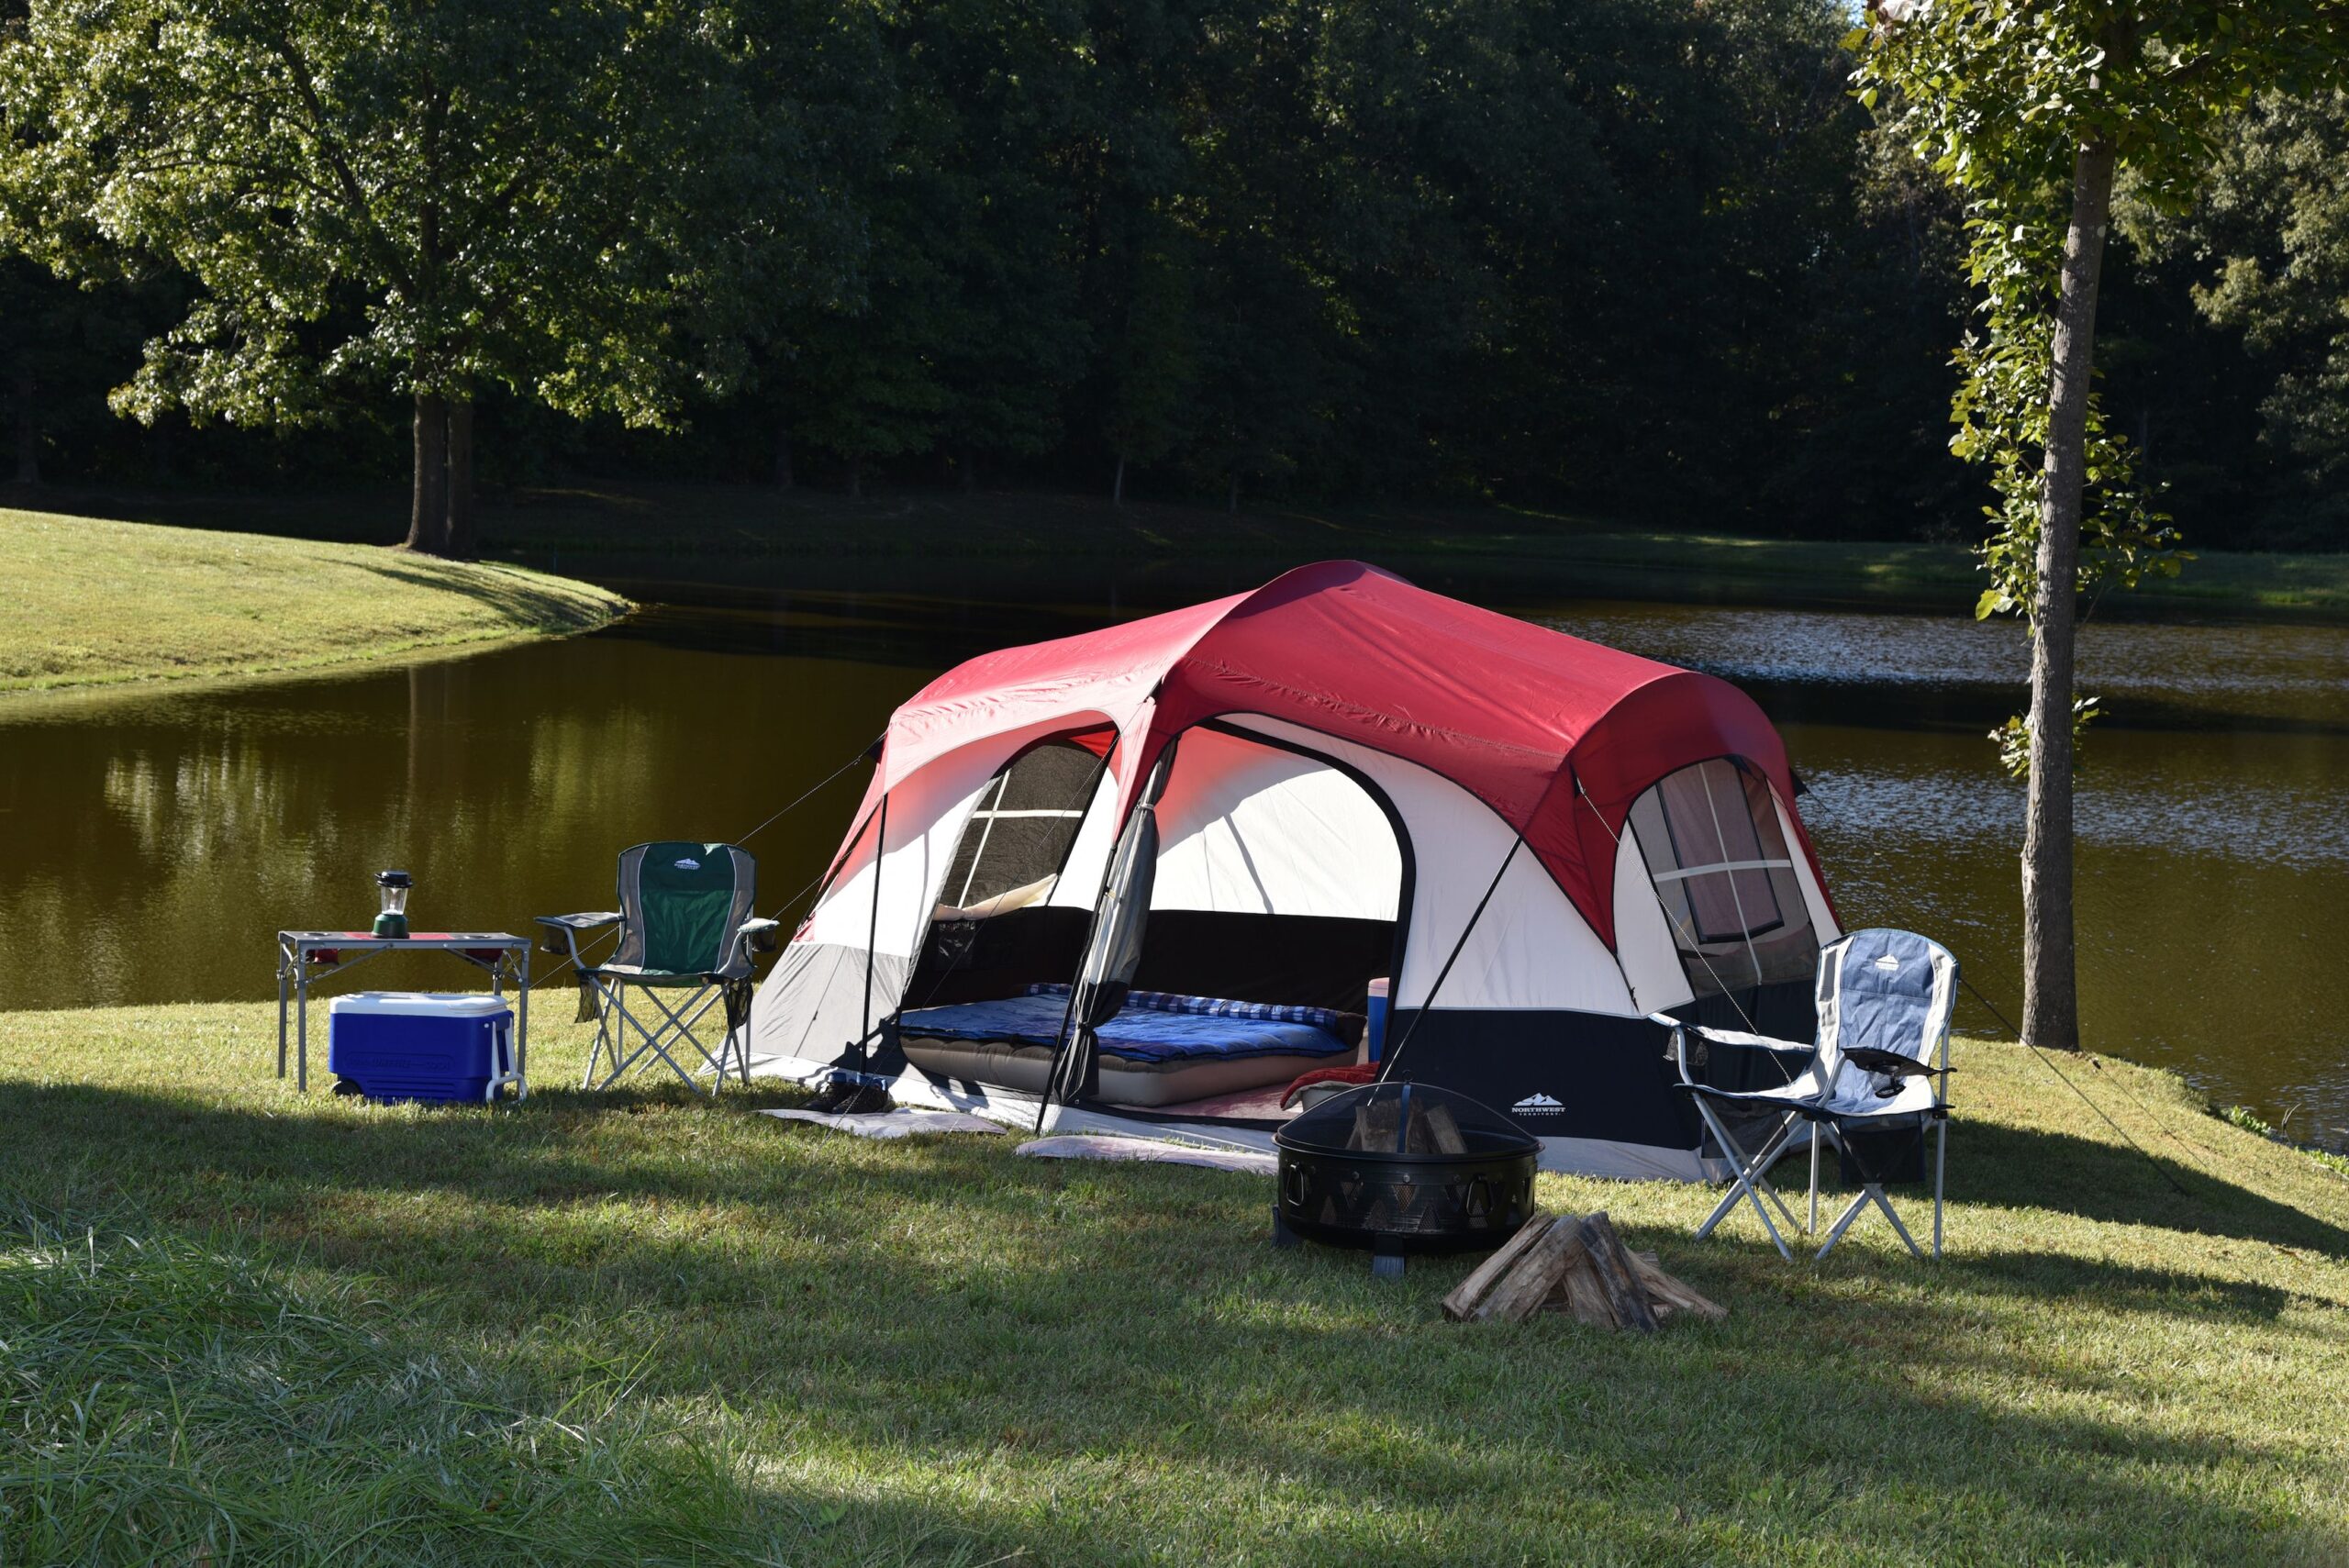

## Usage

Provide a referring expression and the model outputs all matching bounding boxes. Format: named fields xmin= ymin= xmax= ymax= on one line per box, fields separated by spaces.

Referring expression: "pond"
xmin=4 ymin=580 xmax=2343 ymax=1147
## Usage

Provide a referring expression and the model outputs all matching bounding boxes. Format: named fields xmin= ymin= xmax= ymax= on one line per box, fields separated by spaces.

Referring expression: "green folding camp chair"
xmin=538 ymin=841 xmax=779 ymax=1093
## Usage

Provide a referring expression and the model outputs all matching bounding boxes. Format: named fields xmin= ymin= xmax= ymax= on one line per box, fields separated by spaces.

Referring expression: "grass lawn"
xmin=36 ymin=482 xmax=2349 ymax=619
xmin=0 ymin=506 xmax=629 ymax=695
xmin=4 ymin=1004 xmax=2346 ymax=1563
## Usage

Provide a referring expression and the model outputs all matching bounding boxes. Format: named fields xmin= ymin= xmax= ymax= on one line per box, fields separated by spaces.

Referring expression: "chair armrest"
xmin=737 ymin=917 xmax=782 ymax=956
xmin=1648 ymin=1013 xmax=1811 ymax=1084
xmin=535 ymin=911 xmax=622 ymax=959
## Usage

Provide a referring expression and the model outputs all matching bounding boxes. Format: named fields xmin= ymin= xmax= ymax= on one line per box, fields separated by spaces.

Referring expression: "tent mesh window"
xmin=939 ymin=740 xmax=1104 ymax=917
xmin=1629 ymin=757 xmax=1820 ymax=1004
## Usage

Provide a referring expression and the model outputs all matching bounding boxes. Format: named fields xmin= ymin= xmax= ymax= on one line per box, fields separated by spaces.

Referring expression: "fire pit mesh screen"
xmin=1274 ymin=1083 xmax=1540 ymax=1252
xmin=1278 ymin=1081 xmax=1538 ymax=1161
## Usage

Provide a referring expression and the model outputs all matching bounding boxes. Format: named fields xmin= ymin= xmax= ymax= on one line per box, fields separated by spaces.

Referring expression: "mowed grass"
xmin=0 ymin=507 xmax=629 ymax=695
xmin=4 ymin=1004 xmax=2347 ymax=1564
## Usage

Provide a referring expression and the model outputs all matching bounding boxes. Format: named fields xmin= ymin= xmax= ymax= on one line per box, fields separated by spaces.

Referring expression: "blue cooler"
xmin=328 ymin=992 xmax=516 ymax=1104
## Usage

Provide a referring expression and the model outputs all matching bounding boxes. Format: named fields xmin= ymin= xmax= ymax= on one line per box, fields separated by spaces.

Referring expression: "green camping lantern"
xmin=372 ymin=869 xmax=413 ymax=940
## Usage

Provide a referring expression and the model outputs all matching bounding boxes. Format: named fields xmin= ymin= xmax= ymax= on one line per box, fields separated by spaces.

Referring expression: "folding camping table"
xmin=274 ymin=930 xmax=530 ymax=1094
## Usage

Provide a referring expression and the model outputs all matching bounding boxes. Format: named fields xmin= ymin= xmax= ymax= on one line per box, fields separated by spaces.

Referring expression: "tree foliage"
xmin=0 ymin=0 xmax=831 ymax=550
xmin=2144 ymin=89 xmax=2349 ymax=528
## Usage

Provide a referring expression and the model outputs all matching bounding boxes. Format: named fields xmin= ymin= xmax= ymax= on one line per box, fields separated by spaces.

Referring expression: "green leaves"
xmin=0 ymin=0 xmax=832 ymax=430
xmin=1989 ymin=695 xmax=2101 ymax=779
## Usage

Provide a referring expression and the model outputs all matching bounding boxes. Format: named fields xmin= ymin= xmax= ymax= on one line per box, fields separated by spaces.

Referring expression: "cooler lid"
xmin=328 ymin=991 xmax=513 ymax=1018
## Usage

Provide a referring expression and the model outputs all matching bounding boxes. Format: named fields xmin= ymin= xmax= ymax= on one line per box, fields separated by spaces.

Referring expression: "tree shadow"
xmin=1943 ymin=1116 xmax=2349 ymax=1256
xmin=355 ymin=559 xmax=618 ymax=632
xmin=6 ymin=1080 xmax=2344 ymax=1564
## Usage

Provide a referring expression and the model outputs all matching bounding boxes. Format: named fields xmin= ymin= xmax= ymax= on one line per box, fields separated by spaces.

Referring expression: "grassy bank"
xmin=0 ymin=506 xmax=629 ymax=695
xmin=31 ymin=482 xmax=2349 ymax=619
xmin=4 ymin=1004 xmax=2346 ymax=1563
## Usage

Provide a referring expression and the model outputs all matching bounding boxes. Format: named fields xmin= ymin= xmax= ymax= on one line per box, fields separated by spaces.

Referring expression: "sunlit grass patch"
xmin=0 ymin=508 xmax=628 ymax=695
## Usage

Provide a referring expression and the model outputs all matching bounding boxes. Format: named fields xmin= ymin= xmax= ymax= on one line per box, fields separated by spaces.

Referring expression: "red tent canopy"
xmin=866 ymin=561 xmax=1830 ymax=949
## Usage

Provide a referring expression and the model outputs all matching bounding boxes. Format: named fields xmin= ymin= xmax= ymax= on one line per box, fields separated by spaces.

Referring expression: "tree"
xmin=2152 ymin=88 xmax=2349 ymax=535
xmin=1854 ymin=1 xmax=2349 ymax=1048
xmin=0 ymin=0 xmax=819 ymax=555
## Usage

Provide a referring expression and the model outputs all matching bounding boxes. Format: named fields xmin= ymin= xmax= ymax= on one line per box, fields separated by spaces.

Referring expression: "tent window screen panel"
xmin=939 ymin=740 xmax=1106 ymax=917
xmin=1630 ymin=759 xmax=1819 ymax=998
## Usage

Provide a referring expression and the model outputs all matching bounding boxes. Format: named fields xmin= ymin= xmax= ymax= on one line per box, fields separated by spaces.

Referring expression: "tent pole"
xmin=1038 ymin=798 xmax=1140 ymax=1131
xmin=854 ymin=790 xmax=890 ymax=1082
xmin=1037 ymin=743 xmax=1168 ymax=1131
xmin=1376 ymin=834 xmax=1524 ymax=1081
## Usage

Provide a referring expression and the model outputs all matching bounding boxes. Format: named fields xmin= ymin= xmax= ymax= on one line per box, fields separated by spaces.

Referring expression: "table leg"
xmin=296 ymin=966 xmax=309 ymax=1093
xmin=517 ymin=947 xmax=530 ymax=1095
xmin=276 ymin=950 xmax=289 ymax=1080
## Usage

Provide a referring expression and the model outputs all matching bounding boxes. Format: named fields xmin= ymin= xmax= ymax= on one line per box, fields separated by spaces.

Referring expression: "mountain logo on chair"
xmin=674 ymin=857 xmax=702 ymax=871
xmin=1511 ymin=1091 xmax=1565 ymax=1115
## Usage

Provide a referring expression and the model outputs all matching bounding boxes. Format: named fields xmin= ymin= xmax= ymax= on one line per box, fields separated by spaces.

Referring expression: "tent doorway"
xmin=894 ymin=719 xmax=1408 ymax=1119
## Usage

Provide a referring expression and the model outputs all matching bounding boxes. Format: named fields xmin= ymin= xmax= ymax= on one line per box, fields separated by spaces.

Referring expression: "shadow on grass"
xmin=4 ymin=1078 xmax=2343 ymax=1563
xmin=355 ymin=558 xmax=618 ymax=633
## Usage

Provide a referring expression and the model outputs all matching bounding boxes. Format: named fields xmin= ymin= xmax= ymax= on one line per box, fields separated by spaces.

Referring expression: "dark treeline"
xmin=1 ymin=0 xmax=2343 ymax=548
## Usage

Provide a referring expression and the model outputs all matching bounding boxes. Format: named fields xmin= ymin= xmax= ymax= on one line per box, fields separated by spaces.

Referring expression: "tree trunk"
xmin=773 ymin=417 xmax=795 ymax=489
xmin=845 ymin=453 xmax=863 ymax=498
xmin=2021 ymin=136 xmax=2115 ymax=1052
xmin=444 ymin=397 xmax=476 ymax=559
xmin=1112 ymin=455 xmax=1126 ymax=506
xmin=405 ymin=390 xmax=451 ymax=554
xmin=11 ymin=367 xmax=35 ymax=486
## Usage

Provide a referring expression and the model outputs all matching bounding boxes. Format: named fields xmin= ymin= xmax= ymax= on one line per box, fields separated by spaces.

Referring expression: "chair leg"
xmin=1812 ymin=1121 xmax=1933 ymax=1262
xmin=1932 ymin=1117 xmax=1948 ymax=1260
xmin=596 ymin=984 xmax=731 ymax=1094
xmin=638 ymin=985 xmax=731 ymax=1091
xmin=582 ymin=979 xmax=620 ymax=1088
xmin=1874 ymin=1186 xmax=1925 ymax=1259
xmin=1815 ymin=1188 xmax=1873 ymax=1259
xmin=1691 ymin=1102 xmax=1796 ymax=1261
xmin=1808 ymin=1131 xmax=1821 ymax=1235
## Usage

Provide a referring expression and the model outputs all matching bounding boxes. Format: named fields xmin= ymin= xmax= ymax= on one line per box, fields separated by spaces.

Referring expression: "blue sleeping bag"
xmin=898 ymin=986 xmax=1353 ymax=1064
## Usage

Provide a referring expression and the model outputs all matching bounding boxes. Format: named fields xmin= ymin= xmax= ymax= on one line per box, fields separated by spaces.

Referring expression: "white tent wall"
xmin=1773 ymin=793 xmax=1842 ymax=945
xmin=1612 ymin=823 xmax=1698 ymax=1016
xmin=1220 ymin=716 xmax=1626 ymax=1013
xmin=1149 ymin=727 xmax=1401 ymax=921
xmin=1045 ymin=765 xmax=1122 ymax=910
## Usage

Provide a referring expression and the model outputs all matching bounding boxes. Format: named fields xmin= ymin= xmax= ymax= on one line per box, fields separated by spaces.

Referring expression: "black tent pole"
xmin=853 ymin=790 xmax=890 ymax=1084
xmin=1375 ymin=834 xmax=1524 ymax=1082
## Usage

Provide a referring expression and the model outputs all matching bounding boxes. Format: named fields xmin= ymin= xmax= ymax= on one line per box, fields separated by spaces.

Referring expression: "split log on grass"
xmin=1478 ymin=1217 xmax=1595 ymax=1322
xmin=1551 ymin=1248 xmax=1617 ymax=1327
xmin=1630 ymin=1252 xmax=1728 ymax=1323
xmin=1575 ymin=1213 xmax=1659 ymax=1332
xmin=1441 ymin=1211 xmax=1553 ymax=1321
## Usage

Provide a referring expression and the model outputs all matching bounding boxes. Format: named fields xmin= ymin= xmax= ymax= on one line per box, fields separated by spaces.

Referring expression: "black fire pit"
xmin=1272 ymin=1082 xmax=1540 ymax=1278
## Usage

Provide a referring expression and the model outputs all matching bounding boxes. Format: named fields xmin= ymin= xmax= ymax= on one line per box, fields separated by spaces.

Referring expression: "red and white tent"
xmin=744 ymin=561 xmax=1840 ymax=1179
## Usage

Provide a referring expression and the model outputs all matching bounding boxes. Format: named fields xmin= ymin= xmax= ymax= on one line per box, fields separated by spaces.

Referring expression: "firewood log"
xmin=1575 ymin=1213 xmax=1658 ymax=1332
xmin=1478 ymin=1218 xmax=1590 ymax=1322
xmin=1441 ymin=1212 xmax=1553 ymax=1321
xmin=1629 ymin=1253 xmax=1729 ymax=1322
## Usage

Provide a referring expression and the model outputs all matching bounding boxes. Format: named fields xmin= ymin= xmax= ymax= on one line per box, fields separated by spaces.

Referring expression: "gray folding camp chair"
xmin=1658 ymin=928 xmax=1956 ymax=1262
xmin=538 ymin=841 xmax=779 ymax=1093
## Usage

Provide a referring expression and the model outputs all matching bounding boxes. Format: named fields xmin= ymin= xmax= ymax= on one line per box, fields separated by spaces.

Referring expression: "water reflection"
xmin=2 ymin=592 xmax=2343 ymax=1146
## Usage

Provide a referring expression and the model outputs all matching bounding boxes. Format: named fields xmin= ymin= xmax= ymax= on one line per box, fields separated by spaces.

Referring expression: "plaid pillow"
xmin=1024 ymin=982 xmax=1351 ymax=1035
